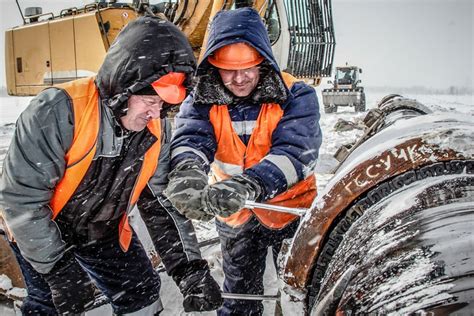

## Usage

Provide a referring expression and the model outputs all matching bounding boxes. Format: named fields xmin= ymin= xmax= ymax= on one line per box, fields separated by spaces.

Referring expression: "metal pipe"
xmin=244 ymin=200 xmax=308 ymax=216
xmin=221 ymin=292 xmax=280 ymax=301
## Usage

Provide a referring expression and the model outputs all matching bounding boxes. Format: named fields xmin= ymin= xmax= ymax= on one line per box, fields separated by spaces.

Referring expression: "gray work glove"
xmin=164 ymin=160 xmax=213 ymax=221
xmin=201 ymin=174 xmax=262 ymax=218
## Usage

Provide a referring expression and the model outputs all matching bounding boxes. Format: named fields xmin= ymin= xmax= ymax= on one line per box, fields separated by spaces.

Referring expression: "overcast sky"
xmin=0 ymin=0 xmax=472 ymax=90
xmin=331 ymin=0 xmax=472 ymax=90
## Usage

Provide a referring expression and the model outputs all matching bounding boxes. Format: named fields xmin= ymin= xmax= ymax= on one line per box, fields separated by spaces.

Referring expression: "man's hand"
xmin=42 ymin=253 xmax=95 ymax=314
xmin=164 ymin=160 xmax=213 ymax=221
xmin=173 ymin=259 xmax=223 ymax=312
xmin=202 ymin=174 xmax=262 ymax=217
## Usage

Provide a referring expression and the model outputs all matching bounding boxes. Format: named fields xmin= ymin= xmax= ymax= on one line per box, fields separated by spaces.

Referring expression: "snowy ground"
xmin=0 ymin=90 xmax=472 ymax=315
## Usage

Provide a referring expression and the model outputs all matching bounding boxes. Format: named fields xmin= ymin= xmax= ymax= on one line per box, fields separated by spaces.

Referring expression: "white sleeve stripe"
xmin=263 ymin=154 xmax=299 ymax=186
xmin=171 ymin=146 xmax=209 ymax=164
xmin=213 ymin=159 xmax=243 ymax=176
xmin=231 ymin=120 xmax=256 ymax=136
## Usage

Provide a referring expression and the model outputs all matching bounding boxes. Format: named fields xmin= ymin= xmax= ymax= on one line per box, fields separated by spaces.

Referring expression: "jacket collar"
xmin=193 ymin=62 xmax=287 ymax=105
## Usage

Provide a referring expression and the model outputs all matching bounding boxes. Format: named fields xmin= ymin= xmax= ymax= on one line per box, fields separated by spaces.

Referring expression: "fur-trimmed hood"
xmin=194 ymin=8 xmax=288 ymax=105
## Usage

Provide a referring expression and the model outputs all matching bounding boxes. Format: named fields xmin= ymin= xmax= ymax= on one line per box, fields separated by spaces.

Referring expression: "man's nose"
xmin=233 ymin=70 xmax=247 ymax=83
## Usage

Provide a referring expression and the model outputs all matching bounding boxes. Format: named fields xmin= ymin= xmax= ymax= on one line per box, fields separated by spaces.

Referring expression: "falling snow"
xmin=0 ymin=90 xmax=472 ymax=314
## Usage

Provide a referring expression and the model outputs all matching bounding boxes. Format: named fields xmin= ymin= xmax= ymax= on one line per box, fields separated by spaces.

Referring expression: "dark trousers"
xmin=9 ymin=241 xmax=56 ymax=315
xmin=216 ymin=216 xmax=299 ymax=316
xmin=9 ymin=232 xmax=161 ymax=315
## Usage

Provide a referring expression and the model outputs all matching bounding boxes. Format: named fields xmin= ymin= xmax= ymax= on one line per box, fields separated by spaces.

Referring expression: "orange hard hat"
xmin=208 ymin=42 xmax=264 ymax=70
xmin=151 ymin=72 xmax=187 ymax=104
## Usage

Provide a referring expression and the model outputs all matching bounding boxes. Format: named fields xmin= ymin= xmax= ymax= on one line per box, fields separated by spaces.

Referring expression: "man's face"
xmin=120 ymin=95 xmax=163 ymax=131
xmin=218 ymin=66 xmax=260 ymax=98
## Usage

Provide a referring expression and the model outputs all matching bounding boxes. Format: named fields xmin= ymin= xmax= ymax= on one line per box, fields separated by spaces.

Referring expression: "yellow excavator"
xmin=5 ymin=0 xmax=336 ymax=96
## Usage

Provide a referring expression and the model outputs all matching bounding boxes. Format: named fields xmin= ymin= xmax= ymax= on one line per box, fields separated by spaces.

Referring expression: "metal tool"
xmin=245 ymin=200 xmax=308 ymax=216
xmin=221 ymin=292 xmax=280 ymax=301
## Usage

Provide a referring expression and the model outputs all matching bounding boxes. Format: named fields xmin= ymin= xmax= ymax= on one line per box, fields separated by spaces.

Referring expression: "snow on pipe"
xmin=280 ymin=94 xmax=474 ymax=315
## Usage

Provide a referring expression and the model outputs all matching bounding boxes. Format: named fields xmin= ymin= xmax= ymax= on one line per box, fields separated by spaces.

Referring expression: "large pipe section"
xmin=279 ymin=95 xmax=474 ymax=314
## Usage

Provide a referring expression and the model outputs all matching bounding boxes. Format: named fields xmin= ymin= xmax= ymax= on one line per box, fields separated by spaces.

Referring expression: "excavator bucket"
xmin=283 ymin=0 xmax=336 ymax=82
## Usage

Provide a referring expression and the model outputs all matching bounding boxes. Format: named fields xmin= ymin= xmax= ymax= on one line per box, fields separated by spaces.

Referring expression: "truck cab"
xmin=322 ymin=65 xmax=366 ymax=113
xmin=334 ymin=66 xmax=361 ymax=88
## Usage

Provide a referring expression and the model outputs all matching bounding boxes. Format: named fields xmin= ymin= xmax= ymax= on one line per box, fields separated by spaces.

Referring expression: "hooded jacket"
xmin=0 ymin=16 xmax=200 ymax=274
xmin=170 ymin=8 xmax=322 ymax=227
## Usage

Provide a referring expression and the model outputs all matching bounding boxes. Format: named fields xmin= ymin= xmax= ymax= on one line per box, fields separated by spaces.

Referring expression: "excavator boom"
xmin=5 ymin=0 xmax=336 ymax=96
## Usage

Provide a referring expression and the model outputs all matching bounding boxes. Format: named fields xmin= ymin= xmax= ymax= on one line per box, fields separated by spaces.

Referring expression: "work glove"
xmin=172 ymin=259 xmax=223 ymax=312
xmin=164 ymin=159 xmax=213 ymax=221
xmin=201 ymin=174 xmax=262 ymax=218
xmin=42 ymin=252 xmax=95 ymax=315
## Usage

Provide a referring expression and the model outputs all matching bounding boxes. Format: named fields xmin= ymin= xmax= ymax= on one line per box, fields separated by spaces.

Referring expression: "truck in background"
xmin=322 ymin=65 xmax=365 ymax=113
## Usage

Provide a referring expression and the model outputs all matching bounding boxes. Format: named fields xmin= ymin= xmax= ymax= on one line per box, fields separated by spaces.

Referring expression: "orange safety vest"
xmin=49 ymin=77 xmax=162 ymax=251
xmin=209 ymin=73 xmax=317 ymax=229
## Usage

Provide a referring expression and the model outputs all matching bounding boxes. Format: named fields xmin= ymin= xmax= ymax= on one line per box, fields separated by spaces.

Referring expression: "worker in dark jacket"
xmin=0 ymin=16 xmax=222 ymax=315
xmin=165 ymin=8 xmax=322 ymax=316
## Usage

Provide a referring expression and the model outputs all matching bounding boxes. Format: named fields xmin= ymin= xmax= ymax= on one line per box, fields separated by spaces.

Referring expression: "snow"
xmin=0 ymin=274 xmax=13 ymax=291
xmin=0 ymin=90 xmax=472 ymax=314
xmin=5 ymin=287 xmax=26 ymax=299
xmin=371 ymin=173 xmax=474 ymax=228
xmin=313 ymin=168 xmax=474 ymax=314
xmin=330 ymin=112 xmax=474 ymax=187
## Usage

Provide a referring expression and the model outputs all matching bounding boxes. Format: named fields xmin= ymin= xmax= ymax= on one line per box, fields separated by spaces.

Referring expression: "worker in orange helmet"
xmin=0 ymin=16 xmax=222 ymax=315
xmin=165 ymin=8 xmax=322 ymax=315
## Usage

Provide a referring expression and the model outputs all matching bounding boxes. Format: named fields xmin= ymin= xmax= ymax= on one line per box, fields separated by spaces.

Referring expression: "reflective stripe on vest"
xmin=209 ymin=72 xmax=317 ymax=229
xmin=49 ymin=77 xmax=162 ymax=251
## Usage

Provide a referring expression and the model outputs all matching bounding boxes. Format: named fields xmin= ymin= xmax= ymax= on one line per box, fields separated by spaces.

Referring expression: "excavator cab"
xmin=4 ymin=0 xmax=335 ymax=96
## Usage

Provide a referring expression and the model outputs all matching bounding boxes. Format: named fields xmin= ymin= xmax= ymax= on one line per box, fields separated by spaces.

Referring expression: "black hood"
xmin=96 ymin=16 xmax=196 ymax=112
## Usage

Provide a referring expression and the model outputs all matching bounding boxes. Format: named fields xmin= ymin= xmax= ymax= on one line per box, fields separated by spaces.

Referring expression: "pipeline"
xmin=280 ymin=95 xmax=474 ymax=315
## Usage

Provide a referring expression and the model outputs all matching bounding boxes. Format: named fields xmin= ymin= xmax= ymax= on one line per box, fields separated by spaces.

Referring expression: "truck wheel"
xmin=354 ymin=93 xmax=366 ymax=112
